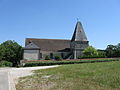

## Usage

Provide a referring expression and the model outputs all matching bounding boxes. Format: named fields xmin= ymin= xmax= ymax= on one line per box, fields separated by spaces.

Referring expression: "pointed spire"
xmin=71 ymin=21 xmax=88 ymax=42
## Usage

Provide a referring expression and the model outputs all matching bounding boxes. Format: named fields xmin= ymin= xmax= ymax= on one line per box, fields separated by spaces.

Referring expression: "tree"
xmin=0 ymin=40 xmax=22 ymax=66
xmin=115 ymin=43 xmax=120 ymax=56
xmin=97 ymin=50 xmax=106 ymax=58
xmin=83 ymin=46 xmax=98 ymax=56
xmin=105 ymin=43 xmax=120 ymax=57
xmin=105 ymin=45 xmax=116 ymax=57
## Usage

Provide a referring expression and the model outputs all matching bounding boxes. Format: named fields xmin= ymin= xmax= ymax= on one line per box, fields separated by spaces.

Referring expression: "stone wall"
xmin=23 ymin=50 xmax=40 ymax=60
xmin=70 ymin=41 xmax=89 ymax=59
xmin=40 ymin=51 xmax=70 ymax=59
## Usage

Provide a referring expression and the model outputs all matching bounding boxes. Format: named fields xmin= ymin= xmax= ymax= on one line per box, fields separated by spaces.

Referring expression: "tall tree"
xmin=99 ymin=43 xmax=120 ymax=58
xmin=0 ymin=40 xmax=22 ymax=66
xmin=114 ymin=43 xmax=120 ymax=57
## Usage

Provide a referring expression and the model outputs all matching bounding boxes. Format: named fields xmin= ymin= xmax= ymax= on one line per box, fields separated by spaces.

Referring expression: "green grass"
xmin=16 ymin=61 xmax=120 ymax=90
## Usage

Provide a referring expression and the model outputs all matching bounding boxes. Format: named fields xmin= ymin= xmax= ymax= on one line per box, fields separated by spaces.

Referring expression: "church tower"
xmin=70 ymin=21 xmax=89 ymax=59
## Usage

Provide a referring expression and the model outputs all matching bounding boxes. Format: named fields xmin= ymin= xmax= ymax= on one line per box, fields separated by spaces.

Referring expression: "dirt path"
xmin=0 ymin=69 xmax=9 ymax=90
xmin=0 ymin=65 xmax=59 ymax=90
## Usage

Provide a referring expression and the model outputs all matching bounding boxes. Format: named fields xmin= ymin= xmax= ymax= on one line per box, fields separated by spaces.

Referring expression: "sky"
xmin=0 ymin=0 xmax=120 ymax=49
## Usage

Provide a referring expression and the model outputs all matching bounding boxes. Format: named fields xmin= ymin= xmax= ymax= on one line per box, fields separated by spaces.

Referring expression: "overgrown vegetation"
xmin=16 ymin=61 xmax=120 ymax=90
xmin=23 ymin=58 xmax=120 ymax=67
xmin=0 ymin=40 xmax=22 ymax=66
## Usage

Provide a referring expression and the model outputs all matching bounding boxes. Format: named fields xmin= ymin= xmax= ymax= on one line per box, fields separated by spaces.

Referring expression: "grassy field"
xmin=16 ymin=61 xmax=120 ymax=90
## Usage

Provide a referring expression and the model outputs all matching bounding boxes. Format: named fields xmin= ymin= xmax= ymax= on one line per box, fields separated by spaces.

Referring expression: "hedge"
xmin=23 ymin=58 xmax=120 ymax=67
xmin=78 ymin=55 xmax=106 ymax=59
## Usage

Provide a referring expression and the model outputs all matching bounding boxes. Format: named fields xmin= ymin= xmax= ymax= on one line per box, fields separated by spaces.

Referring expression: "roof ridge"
xmin=26 ymin=38 xmax=70 ymax=41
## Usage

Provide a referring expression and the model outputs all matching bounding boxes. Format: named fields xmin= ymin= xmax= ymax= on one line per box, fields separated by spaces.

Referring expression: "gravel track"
xmin=0 ymin=65 xmax=59 ymax=90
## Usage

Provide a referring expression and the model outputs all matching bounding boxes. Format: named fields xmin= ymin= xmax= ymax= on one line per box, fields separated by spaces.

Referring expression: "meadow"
xmin=16 ymin=61 xmax=120 ymax=90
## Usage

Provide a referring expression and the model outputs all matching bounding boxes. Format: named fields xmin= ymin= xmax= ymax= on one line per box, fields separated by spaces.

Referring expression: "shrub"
xmin=79 ymin=46 xmax=106 ymax=59
xmin=0 ymin=61 xmax=13 ymax=67
xmin=97 ymin=51 xmax=106 ymax=58
xmin=83 ymin=46 xmax=98 ymax=56
xmin=45 ymin=55 xmax=50 ymax=60
xmin=54 ymin=56 xmax=61 ymax=61
xmin=78 ymin=53 xmax=106 ymax=59
xmin=78 ymin=55 xmax=98 ymax=59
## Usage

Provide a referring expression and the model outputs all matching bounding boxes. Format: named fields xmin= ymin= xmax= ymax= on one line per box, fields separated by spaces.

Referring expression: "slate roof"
xmin=25 ymin=38 xmax=70 ymax=52
xmin=71 ymin=21 xmax=88 ymax=41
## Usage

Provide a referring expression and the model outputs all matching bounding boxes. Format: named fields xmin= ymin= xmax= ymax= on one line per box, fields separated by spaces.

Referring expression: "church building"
xmin=23 ymin=21 xmax=89 ymax=60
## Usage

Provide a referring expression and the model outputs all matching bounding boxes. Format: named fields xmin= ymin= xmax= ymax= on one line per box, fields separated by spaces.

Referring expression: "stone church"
xmin=23 ymin=21 xmax=89 ymax=60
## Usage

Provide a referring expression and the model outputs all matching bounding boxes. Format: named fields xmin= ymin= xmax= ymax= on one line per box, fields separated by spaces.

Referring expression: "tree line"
xmin=80 ymin=43 xmax=120 ymax=59
xmin=0 ymin=40 xmax=120 ymax=67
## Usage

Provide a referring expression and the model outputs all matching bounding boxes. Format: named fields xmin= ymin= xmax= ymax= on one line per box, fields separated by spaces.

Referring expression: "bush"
xmin=78 ymin=55 xmax=99 ymax=59
xmin=83 ymin=46 xmax=98 ymax=56
xmin=79 ymin=46 xmax=106 ymax=59
xmin=54 ymin=56 xmax=61 ymax=61
xmin=0 ymin=61 xmax=13 ymax=67
xmin=45 ymin=55 xmax=50 ymax=60
xmin=97 ymin=51 xmax=106 ymax=58
xmin=78 ymin=53 xmax=106 ymax=59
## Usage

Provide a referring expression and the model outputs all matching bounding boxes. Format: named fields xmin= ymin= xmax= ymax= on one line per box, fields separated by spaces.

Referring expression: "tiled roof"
xmin=25 ymin=38 xmax=70 ymax=52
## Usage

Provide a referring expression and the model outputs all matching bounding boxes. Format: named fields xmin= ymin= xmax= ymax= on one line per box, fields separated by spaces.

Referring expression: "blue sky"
xmin=0 ymin=0 xmax=120 ymax=49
